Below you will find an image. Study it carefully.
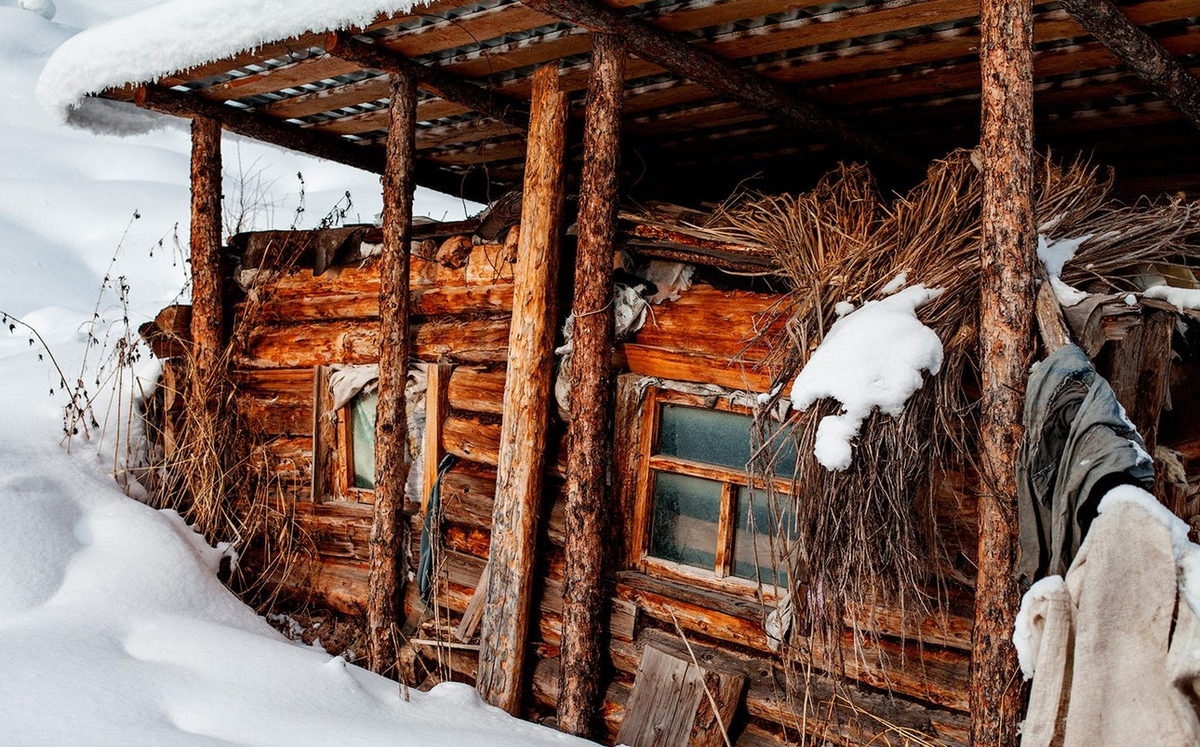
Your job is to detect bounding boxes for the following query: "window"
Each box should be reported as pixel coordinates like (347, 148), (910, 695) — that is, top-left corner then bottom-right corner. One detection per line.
(633, 388), (796, 594)
(340, 389), (378, 491)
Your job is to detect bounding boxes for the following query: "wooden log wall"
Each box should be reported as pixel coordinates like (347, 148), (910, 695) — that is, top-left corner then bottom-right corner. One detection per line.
(228, 226), (983, 745)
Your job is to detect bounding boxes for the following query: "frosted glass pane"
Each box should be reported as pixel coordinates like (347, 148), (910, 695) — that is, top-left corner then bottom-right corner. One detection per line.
(649, 471), (721, 571)
(350, 390), (377, 490)
(658, 403), (798, 477)
(658, 404), (753, 469)
(732, 487), (790, 586)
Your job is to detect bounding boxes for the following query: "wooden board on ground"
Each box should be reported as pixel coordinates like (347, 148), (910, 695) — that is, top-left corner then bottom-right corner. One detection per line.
(616, 642), (745, 747)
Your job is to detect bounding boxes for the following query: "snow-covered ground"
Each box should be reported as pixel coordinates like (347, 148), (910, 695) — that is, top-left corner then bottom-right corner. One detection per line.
(0, 2), (579, 745)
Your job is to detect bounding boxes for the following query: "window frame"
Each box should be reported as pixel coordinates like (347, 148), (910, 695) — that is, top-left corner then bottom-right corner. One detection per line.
(335, 389), (377, 499)
(630, 386), (792, 600)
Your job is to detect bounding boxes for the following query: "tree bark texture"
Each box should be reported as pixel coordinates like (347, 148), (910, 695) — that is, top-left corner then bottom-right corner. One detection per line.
(366, 72), (417, 676)
(477, 63), (568, 716)
(557, 33), (626, 739)
(1060, 0), (1200, 129)
(974, 0), (1035, 742)
(522, 0), (917, 171)
(189, 116), (223, 381)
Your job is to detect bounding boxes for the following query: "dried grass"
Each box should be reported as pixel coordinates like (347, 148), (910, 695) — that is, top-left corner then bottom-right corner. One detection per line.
(687, 149), (1200, 737)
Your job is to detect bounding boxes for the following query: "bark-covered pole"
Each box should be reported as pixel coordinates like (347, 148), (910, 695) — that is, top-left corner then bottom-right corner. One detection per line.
(366, 70), (417, 675)
(558, 33), (626, 739)
(974, 0), (1035, 740)
(189, 116), (223, 379)
(478, 63), (568, 715)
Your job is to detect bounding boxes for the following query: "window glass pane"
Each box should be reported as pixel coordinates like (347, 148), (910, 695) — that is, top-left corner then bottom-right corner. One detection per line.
(649, 471), (722, 571)
(732, 487), (792, 586)
(658, 403), (798, 477)
(350, 390), (378, 490)
(658, 404), (753, 469)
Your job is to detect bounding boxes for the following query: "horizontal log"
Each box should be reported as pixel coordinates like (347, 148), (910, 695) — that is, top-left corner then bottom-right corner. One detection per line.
(615, 573), (970, 711)
(623, 344), (775, 392)
(447, 365), (507, 415)
(610, 630), (968, 746)
(241, 395), (312, 437)
(632, 284), (786, 361)
(442, 413), (569, 475)
(235, 317), (511, 368)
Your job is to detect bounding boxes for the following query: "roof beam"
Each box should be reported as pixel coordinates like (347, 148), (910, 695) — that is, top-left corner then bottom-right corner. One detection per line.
(133, 85), (481, 201)
(325, 32), (530, 130)
(1061, 0), (1200, 130)
(520, 0), (920, 171)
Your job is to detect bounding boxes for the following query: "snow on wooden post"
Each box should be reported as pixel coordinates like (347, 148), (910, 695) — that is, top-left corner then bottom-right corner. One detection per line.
(189, 116), (222, 379)
(366, 71), (417, 676)
(558, 33), (626, 739)
(974, 0), (1035, 741)
(477, 63), (567, 715)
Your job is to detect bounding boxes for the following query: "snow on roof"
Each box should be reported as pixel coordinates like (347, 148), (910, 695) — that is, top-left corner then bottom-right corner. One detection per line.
(37, 0), (415, 135)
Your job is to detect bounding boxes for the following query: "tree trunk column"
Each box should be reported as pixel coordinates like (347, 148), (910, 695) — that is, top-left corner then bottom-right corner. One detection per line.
(189, 116), (223, 378)
(974, 0), (1035, 741)
(558, 33), (626, 739)
(478, 63), (568, 715)
(366, 71), (417, 675)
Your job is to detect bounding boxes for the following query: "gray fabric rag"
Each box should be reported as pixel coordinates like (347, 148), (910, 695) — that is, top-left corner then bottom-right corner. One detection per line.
(1016, 343), (1155, 584)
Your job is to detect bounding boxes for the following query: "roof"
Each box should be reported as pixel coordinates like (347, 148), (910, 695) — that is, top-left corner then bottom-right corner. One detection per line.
(38, 0), (1200, 204)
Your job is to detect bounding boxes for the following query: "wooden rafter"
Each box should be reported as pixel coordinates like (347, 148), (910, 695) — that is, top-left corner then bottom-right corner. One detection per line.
(520, 0), (921, 171)
(325, 32), (530, 130)
(1061, 0), (1200, 129)
(133, 85), (483, 201)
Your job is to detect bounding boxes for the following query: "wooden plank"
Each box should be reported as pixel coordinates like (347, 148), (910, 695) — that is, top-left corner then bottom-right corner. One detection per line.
(422, 362), (453, 513)
(478, 64), (568, 716)
(199, 55), (361, 101)
(616, 643), (744, 747)
(623, 344), (775, 393)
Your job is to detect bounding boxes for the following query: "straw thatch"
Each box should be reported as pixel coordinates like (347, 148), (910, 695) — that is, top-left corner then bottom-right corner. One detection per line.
(698, 149), (1200, 687)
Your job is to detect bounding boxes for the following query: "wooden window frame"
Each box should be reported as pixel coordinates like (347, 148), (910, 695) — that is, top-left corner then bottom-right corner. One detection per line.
(335, 392), (376, 500)
(630, 387), (791, 601)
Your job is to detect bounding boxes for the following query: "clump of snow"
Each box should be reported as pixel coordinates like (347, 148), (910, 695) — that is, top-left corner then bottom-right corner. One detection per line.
(1012, 575), (1067, 680)
(37, 0), (419, 134)
(1048, 275), (1089, 307)
(1143, 283), (1200, 312)
(880, 272), (907, 295)
(1037, 233), (1091, 278)
(1038, 234), (1093, 307)
(789, 284), (944, 471)
(19, 0), (55, 20)
(833, 300), (856, 317)
(1124, 293), (1138, 306)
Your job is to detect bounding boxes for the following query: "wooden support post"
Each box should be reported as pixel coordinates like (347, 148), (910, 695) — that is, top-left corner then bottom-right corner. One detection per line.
(558, 33), (626, 739)
(478, 64), (568, 715)
(189, 116), (223, 379)
(366, 70), (418, 676)
(1060, 0), (1200, 130)
(974, 0), (1035, 741)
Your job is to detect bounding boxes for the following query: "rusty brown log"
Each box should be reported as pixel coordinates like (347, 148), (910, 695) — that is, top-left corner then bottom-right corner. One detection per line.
(974, 0), (1036, 739)
(477, 64), (568, 715)
(520, 0), (918, 171)
(1060, 0), (1200, 130)
(325, 32), (530, 131)
(189, 117), (223, 379)
(558, 33), (625, 739)
(366, 71), (417, 676)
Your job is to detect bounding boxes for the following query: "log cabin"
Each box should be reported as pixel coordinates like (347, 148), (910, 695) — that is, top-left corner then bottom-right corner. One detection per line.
(40, 0), (1200, 745)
